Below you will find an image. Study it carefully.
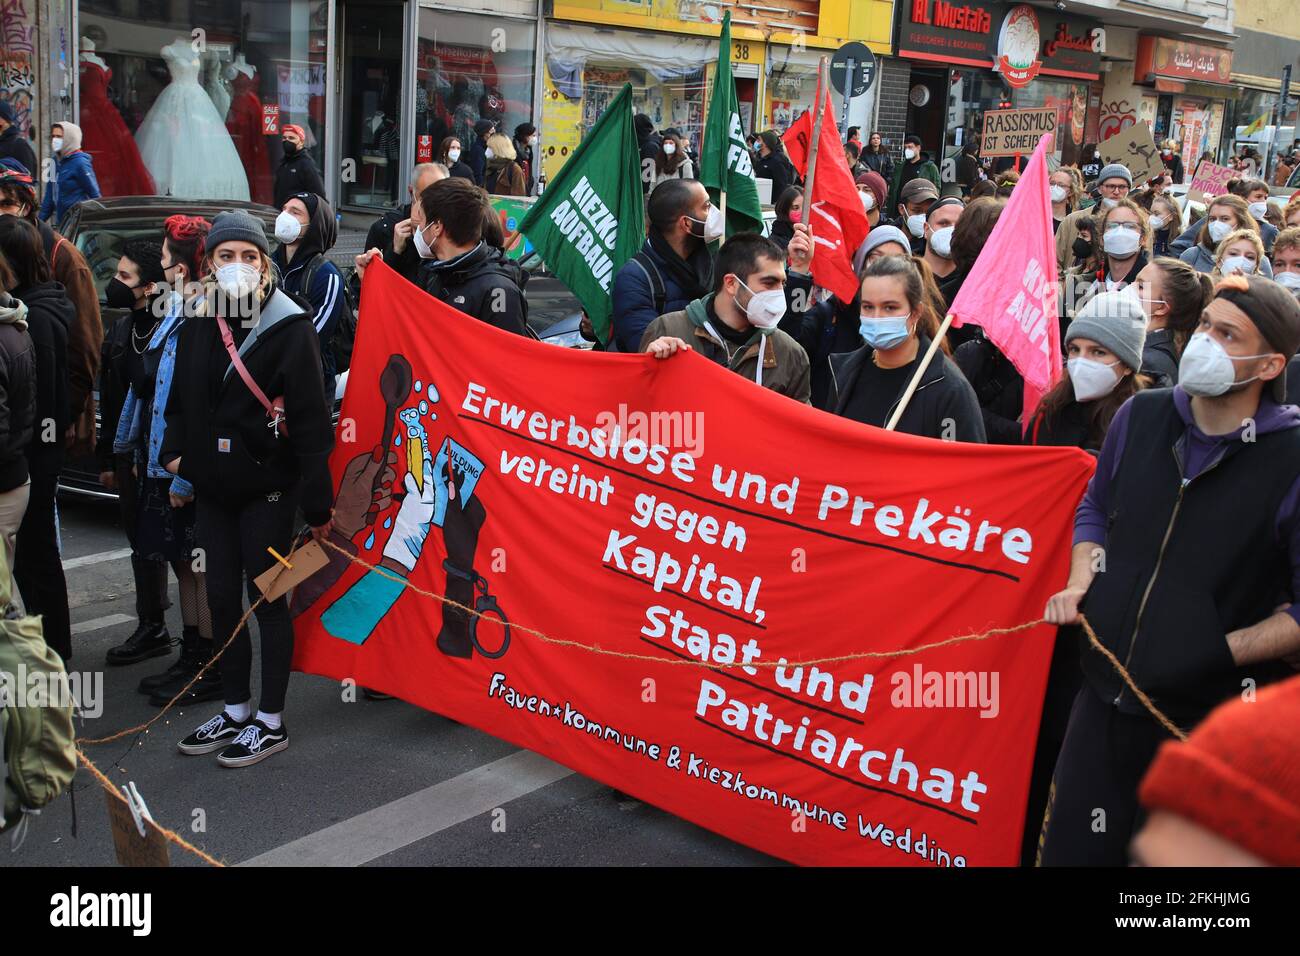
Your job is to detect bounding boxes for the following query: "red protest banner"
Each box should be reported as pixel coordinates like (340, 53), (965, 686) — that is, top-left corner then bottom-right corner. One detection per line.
(292, 261), (1094, 866)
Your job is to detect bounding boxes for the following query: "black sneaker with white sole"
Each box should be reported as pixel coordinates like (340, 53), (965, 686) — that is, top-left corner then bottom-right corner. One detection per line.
(178, 711), (249, 755)
(216, 720), (288, 768)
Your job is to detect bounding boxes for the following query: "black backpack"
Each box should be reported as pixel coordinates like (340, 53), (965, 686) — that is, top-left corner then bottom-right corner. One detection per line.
(299, 253), (359, 373)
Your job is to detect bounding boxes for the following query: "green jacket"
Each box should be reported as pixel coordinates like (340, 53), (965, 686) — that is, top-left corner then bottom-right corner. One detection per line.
(888, 155), (942, 212)
(640, 295), (811, 404)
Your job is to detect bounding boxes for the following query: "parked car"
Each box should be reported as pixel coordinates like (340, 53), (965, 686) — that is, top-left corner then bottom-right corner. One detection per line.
(57, 196), (281, 500)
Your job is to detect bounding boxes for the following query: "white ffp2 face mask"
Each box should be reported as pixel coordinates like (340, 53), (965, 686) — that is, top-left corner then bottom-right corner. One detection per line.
(1067, 356), (1121, 402)
(484, 147), (495, 160)
(904, 147), (917, 161)
(1103, 226), (1140, 257)
(274, 211), (302, 244)
(215, 263), (261, 298)
(1178, 331), (1271, 397)
(448, 148), (461, 163)
(1149, 215), (1167, 231)
(1220, 255), (1256, 276)
(860, 190), (875, 211)
(1276, 271), (1300, 292)
(1207, 219), (1233, 243)
(737, 278), (786, 330)
(690, 205), (725, 243)
(413, 222), (436, 260)
(663, 141), (677, 156)
(906, 214), (926, 238)
(928, 226), (954, 259)
(1050, 185), (1068, 204)
(1248, 201), (1268, 220)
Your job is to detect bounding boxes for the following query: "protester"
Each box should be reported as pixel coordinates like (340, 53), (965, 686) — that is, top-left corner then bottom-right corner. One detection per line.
(826, 256), (983, 440)
(1148, 193), (1180, 257)
(940, 196), (1005, 313)
(0, 160), (102, 458)
(163, 210), (334, 767)
(512, 123), (537, 194)
(467, 118), (496, 188)
(1264, 202), (1285, 232)
(356, 176), (527, 335)
(1178, 194), (1258, 273)
(1070, 198), (1149, 313)
(362, 163), (447, 281)
(652, 131), (695, 188)
(920, 197), (962, 279)
(1272, 226), (1300, 297)
(1133, 257), (1212, 387)
(843, 142), (865, 179)
(0, 103), (35, 179)
(641, 233), (810, 402)
(610, 178), (717, 352)
(483, 133), (526, 196)
(860, 131), (894, 183)
(854, 224), (912, 273)
(1094, 163), (1131, 209)
(754, 130), (796, 196)
(1286, 197), (1300, 230)
(770, 185), (801, 251)
(273, 124), (326, 210)
(0, 252), (33, 600)
(896, 178), (940, 250)
(854, 171), (886, 230)
(0, 216), (73, 661)
(38, 122), (99, 226)
(993, 169), (1019, 199)
(1020, 289), (1147, 862)
(846, 127), (862, 148)
(1042, 274), (1300, 865)
(1133, 673), (1300, 867)
(1049, 166), (1078, 233)
(97, 239), (174, 666)
(439, 136), (474, 181)
(1159, 140), (1184, 184)
(1212, 229), (1269, 281)
(955, 143), (982, 196)
(272, 191), (348, 399)
(887, 134), (940, 211)
(969, 180), (996, 201)
(126, 214), (220, 702)
(1171, 179), (1277, 256)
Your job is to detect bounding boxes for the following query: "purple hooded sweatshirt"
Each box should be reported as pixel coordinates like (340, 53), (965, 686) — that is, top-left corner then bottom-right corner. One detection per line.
(1074, 385), (1300, 627)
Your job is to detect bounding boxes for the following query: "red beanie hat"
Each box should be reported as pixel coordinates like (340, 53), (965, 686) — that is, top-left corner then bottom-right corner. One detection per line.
(1139, 674), (1300, 865)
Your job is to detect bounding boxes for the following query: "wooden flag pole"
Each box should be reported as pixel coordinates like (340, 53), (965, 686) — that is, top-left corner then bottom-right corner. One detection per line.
(885, 313), (954, 431)
(800, 56), (830, 222)
(720, 189), (728, 223)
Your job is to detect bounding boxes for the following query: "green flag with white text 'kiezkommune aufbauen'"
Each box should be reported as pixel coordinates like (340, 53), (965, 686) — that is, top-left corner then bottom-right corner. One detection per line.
(699, 12), (763, 237)
(519, 82), (643, 346)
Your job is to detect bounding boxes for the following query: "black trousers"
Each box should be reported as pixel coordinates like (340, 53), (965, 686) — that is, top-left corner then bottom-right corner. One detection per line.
(197, 491), (299, 714)
(114, 456), (169, 624)
(15, 468), (71, 662)
(1038, 685), (1176, 866)
(1021, 626), (1083, 866)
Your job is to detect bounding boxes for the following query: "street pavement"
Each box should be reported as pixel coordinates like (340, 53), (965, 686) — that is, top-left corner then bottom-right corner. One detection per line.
(11, 491), (778, 867)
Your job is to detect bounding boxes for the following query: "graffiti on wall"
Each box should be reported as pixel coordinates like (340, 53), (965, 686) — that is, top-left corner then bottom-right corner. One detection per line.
(1098, 98), (1136, 141)
(0, 0), (37, 134)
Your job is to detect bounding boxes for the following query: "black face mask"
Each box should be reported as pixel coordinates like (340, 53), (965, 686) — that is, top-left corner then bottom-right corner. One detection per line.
(282, 141), (298, 157)
(106, 277), (141, 310)
(1072, 236), (1094, 261)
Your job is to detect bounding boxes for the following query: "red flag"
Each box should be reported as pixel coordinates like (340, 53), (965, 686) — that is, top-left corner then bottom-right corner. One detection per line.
(948, 135), (1062, 423)
(782, 91), (869, 303)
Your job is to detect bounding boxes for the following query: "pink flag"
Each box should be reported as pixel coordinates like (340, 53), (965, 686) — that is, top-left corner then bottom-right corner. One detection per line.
(949, 135), (1061, 423)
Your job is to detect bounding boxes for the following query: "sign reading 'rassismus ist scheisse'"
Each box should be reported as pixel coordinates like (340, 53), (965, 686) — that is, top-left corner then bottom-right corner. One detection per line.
(981, 107), (1057, 157)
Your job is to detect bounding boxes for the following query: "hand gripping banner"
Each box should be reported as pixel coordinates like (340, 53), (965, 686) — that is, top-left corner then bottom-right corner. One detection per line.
(292, 260), (1095, 865)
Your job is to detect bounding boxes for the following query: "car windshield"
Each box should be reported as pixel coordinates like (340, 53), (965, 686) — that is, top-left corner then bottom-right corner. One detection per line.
(73, 215), (279, 302)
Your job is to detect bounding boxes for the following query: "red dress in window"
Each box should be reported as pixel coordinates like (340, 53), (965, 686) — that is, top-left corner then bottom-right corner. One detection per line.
(78, 62), (156, 196)
(226, 72), (274, 206)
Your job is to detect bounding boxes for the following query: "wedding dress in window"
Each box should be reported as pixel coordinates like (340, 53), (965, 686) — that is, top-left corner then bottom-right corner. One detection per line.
(135, 39), (250, 200)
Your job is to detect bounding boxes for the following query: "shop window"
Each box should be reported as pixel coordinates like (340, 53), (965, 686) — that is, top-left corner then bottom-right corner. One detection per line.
(77, 0), (327, 206)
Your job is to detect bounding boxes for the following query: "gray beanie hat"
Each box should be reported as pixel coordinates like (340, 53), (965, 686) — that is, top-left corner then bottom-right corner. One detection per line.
(853, 224), (913, 274)
(1097, 163), (1133, 188)
(206, 210), (269, 256)
(1067, 289), (1147, 374)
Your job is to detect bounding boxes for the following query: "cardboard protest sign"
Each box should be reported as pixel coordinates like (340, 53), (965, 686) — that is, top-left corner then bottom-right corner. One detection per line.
(292, 261), (1095, 866)
(1188, 161), (1237, 205)
(980, 108), (1058, 159)
(1099, 123), (1161, 186)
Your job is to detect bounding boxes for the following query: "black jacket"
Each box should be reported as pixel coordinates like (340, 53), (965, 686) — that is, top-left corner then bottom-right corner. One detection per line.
(1141, 327), (1179, 389)
(467, 136), (489, 187)
(768, 218), (795, 251)
(611, 235), (713, 352)
(754, 151), (796, 196)
(779, 275), (864, 411)
(860, 148), (893, 182)
(95, 308), (157, 466)
(161, 287), (334, 524)
(1026, 398), (1096, 452)
(953, 333), (1024, 445)
(274, 148), (327, 210)
(401, 242), (528, 336)
(12, 281), (72, 477)
(0, 296), (36, 492)
(0, 125), (36, 180)
(446, 160), (475, 182)
(828, 334), (987, 442)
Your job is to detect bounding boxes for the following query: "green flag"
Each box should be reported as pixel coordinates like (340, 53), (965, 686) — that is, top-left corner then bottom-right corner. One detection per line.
(699, 12), (763, 236)
(519, 82), (644, 346)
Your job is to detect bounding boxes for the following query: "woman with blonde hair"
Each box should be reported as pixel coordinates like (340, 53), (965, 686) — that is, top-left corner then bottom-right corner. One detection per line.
(162, 210), (334, 767)
(1178, 194), (1257, 273)
(1211, 229), (1270, 280)
(483, 133), (526, 196)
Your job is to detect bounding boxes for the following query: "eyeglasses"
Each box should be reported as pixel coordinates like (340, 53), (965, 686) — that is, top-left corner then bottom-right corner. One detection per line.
(1105, 222), (1140, 232)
